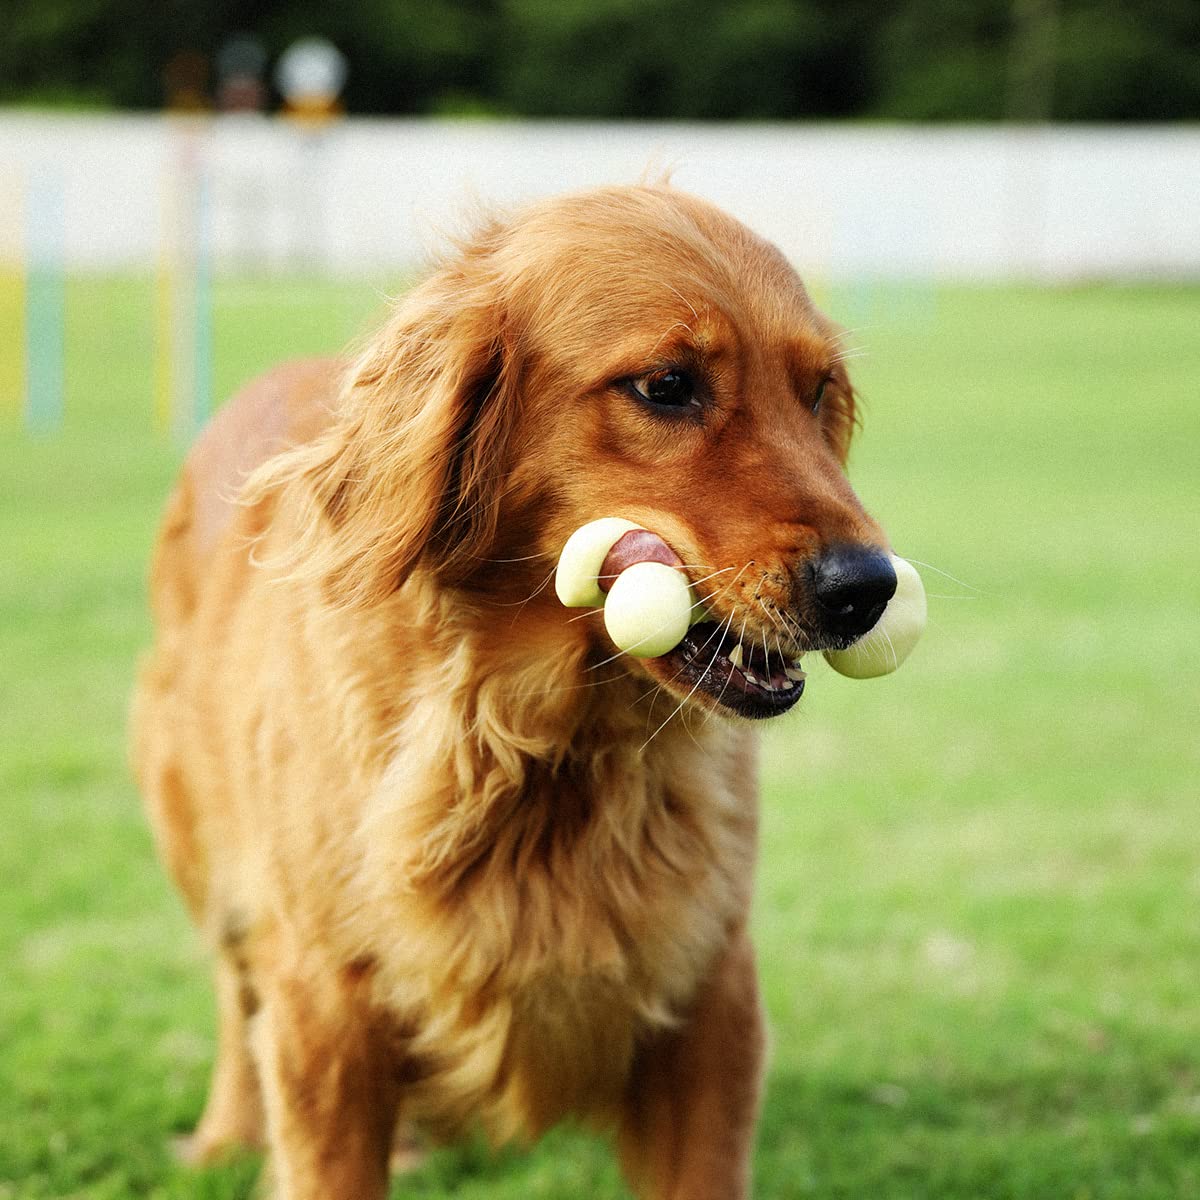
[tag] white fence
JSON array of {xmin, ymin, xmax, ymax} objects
[{"xmin": 1, "ymin": 113, "xmax": 1198, "ymax": 281}]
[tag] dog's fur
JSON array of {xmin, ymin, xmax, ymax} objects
[{"xmin": 131, "ymin": 185, "xmax": 889, "ymax": 1199}]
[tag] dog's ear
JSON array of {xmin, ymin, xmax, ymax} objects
[{"xmin": 250, "ymin": 256, "xmax": 519, "ymax": 608}]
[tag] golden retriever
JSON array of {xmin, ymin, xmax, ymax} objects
[{"xmin": 131, "ymin": 184, "xmax": 898, "ymax": 1199}]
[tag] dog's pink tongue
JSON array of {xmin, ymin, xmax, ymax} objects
[{"xmin": 597, "ymin": 529, "xmax": 683, "ymax": 593}]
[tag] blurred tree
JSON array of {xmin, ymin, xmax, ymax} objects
[
  {"xmin": 1052, "ymin": 0, "xmax": 1200, "ymax": 119},
  {"xmin": 255, "ymin": 0, "xmax": 497, "ymax": 114},
  {"xmin": 870, "ymin": 0, "xmax": 1014, "ymax": 119},
  {"xmin": 1, "ymin": 0, "xmax": 213, "ymax": 108},
  {"xmin": 1008, "ymin": 0, "xmax": 1059, "ymax": 120},
  {"xmin": 0, "ymin": 0, "xmax": 1196, "ymax": 119},
  {"xmin": 495, "ymin": 0, "xmax": 865, "ymax": 118},
  {"xmin": 0, "ymin": 0, "xmax": 497, "ymax": 112}
]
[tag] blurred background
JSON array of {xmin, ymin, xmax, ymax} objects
[
  {"xmin": 1, "ymin": 3, "xmax": 1198, "ymax": 1199},
  {"xmin": 3, "ymin": 0, "xmax": 1198, "ymax": 118},
  {"xmin": 2, "ymin": 0, "xmax": 1198, "ymax": 431}
]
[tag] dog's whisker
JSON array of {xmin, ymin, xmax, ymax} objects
[
  {"xmin": 580, "ymin": 563, "xmax": 726, "ymax": 586},
  {"xmin": 779, "ymin": 610, "xmax": 807, "ymax": 645},
  {"xmin": 637, "ymin": 615, "xmax": 726, "ymax": 732},
  {"xmin": 662, "ymin": 281, "xmax": 699, "ymax": 320},
  {"xmin": 585, "ymin": 605, "xmax": 702, "ymax": 673},
  {"xmin": 700, "ymin": 607, "xmax": 749, "ymax": 728},
  {"xmin": 498, "ymin": 671, "xmax": 629, "ymax": 701},
  {"xmin": 879, "ymin": 625, "xmax": 900, "ymax": 672},
  {"xmin": 565, "ymin": 608, "xmax": 606, "ymax": 624},
  {"xmin": 763, "ymin": 606, "xmax": 787, "ymax": 637},
  {"xmin": 639, "ymin": 610, "xmax": 736, "ymax": 754},
  {"xmin": 689, "ymin": 561, "xmax": 753, "ymax": 627},
  {"xmin": 687, "ymin": 565, "xmax": 736, "ymax": 589},
  {"xmin": 830, "ymin": 320, "xmax": 882, "ymax": 339},
  {"xmin": 651, "ymin": 320, "xmax": 696, "ymax": 355},
  {"xmin": 634, "ymin": 617, "xmax": 731, "ymax": 707},
  {"xmin": 636, "ymin": 678, "xmax": 669, "ymax": 709},
  {"xmin": 478, "ymin": 550, "xmax": 555, "ymax": 564},
  {"xmin": 764, "ymin": 609, "xmax": 804, "ymax": 658},
  {"xmin": 495, "ymin": 565, "xmax": 559, "ymax": 611},
  {"xmin": 828, "ymin": 323, "xmax": 870, "ymax": 342},
  {"xmin": 700, "ymin": 608, "xmax": 750, "ymax": 729},
  {"xmin": 898, "ymin": 557, "xmax": 980, "ymax": 594},
  {"xmin": 631, "ymin": 564, "xmax": 757, "ymax": 734}
]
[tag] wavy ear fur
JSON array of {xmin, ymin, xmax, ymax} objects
[{"xmin": 246, "ymin": 250, "xmax": 518, "ymax": 609}]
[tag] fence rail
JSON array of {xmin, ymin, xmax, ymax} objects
[{"xmin": 1, "ymin": 115, "xmax": 1197, "ymax": 281}]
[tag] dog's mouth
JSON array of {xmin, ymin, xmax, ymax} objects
[{"xmin": 650, "ymin": 620, "xmax": 806, "ymax": 720}]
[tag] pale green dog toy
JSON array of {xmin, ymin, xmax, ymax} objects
[
  {"xmin": 554, "ymin": 518, "xmax": 925, "ymax": 675},
  {"xmin": 821, "ymin": 555, "xmax": 926, "ymax": 678},
  {"xmin": 554, "ymin": 519, "xmax": 700, "ymax": 658}
]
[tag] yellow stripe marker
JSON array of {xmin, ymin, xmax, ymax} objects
[{"xmin": 0, "ymin": 178, "xmax": 24, "ymax": 424}]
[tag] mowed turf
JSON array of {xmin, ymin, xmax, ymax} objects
[{"xmin": 1, "ymin": 276, "xmax": 1197, "ymax": 1199}]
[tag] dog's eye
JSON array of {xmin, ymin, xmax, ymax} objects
[
  {"xmin": 811, "ymin": 378, "xmax": 828, "ymax": 416},
  {"xmin": 630, "ymin": 369, "xmax": 697, "ymax": 410}
]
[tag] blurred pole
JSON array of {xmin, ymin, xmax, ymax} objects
[
  {"xmin": 157, "ymin": 121, "xmax": 214, "ymax": 441},
  {"xmin": 276, "ymin": 39, "xmax": 347, "ymax": 273},
  {"xmin": 154, "ymin": 167, "xmax": 175, "ymax": 436},
  {"xmin": 25, "ymin": 167, "xmax": 66, "ymax": 435},
  {"xmin": 168, "ymin": 134, "xmax": 198, "ymax": 441},
  {"xmin": 158, "ymin": 51, "xmax": 213, "ymax": 440},
  {"xmin": 0, "ymin": 176, "xmax": 26, "ymax": 426},
  {"xmin": 216, "ymin": 36, "xmax": 270, "ymax": 273},
  {"xmin": 193, "ymin": 160, "xmax": 213, "ymax": 433},
  {"xmin": 1005, "ymin": 0, "xmax": 1059, "ymax": 279},
  {"xmin": 1008, "ymin": 0, "xmax": 1059, "ymax": 122}
]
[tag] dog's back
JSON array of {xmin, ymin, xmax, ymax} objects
[
  {"xmin": 131, "ymin": 358, "xmax": 340, "ymax": 919},
  {"xmin": 156, "ymin": 357, "xmax": 340, "ymax": 606}
]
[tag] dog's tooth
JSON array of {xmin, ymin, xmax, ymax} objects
[
  {"xmin": 728, "ymin": 642, "xmax": 744, "ymax": 667},
  {"xmin": 779, "ymin": 678, "xmax": 794, "ymax": 689},
  {"xmin": 785, "ymin": 667, "xmax": 807, "ymax": 682},
  {"xmin": 743, "ymin": 669, "xmax": 758, "ymax": 685}
]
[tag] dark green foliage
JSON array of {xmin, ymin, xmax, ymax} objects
[
  {"xmin": 0, "ymin": 0, "xmax": 1196, "ymax": 119},
  {"xmin": 496, "ymin": 0, "xmax": 855, "ymax": 119}
]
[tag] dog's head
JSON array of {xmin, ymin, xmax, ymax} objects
[{"xmin": 280, "ymin": 185, "xmax": 896, "ymax": 720}]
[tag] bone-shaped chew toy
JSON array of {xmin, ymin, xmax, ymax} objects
[
  {"xmin": 554, "ymin": 519, "xmax": 701, "ymax": 658},
  {"xmin": 822, "ymin": 555, "xmax": 926, "ymax": 678},
  {"xmin": 554, "ymin": 519, "xmax": 926, "ymax": 674}
]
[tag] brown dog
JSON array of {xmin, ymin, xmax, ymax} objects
[{"xmin": 132, "ymin": 185, "xmax": 897, "ymax": 1199}]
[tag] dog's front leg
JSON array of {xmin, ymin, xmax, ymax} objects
[
  {"xmin": 252, "ymin": 965, "xmax": 400, "ymax": 1200},
  {"xmin": 618, "ymin": 927, "xmax": 767, "ymax": 1200}
]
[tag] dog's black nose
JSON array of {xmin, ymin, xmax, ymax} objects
[{"xmin": 810, "ymin": 545, "xmax": 897, "ymax": 639}]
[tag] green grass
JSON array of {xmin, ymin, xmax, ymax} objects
[{"xmin": 1, "ymin": 276, "xmax": 1198, "ymax": 1198}]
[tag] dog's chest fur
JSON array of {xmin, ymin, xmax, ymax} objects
[{"xmin": 354, "ymin": 699, "xmax": 757, "ymax": 1142}]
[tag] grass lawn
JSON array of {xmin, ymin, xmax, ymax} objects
[{"xmin": 1, "ymin": 275, "xmax": 1197, "ymax": 1198}]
